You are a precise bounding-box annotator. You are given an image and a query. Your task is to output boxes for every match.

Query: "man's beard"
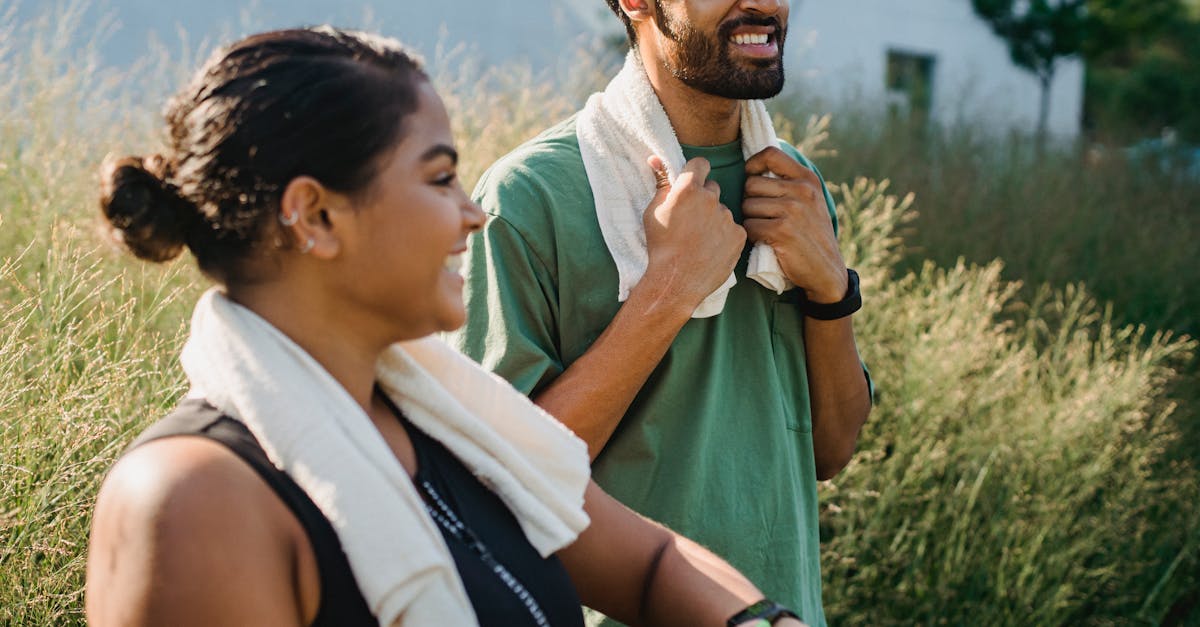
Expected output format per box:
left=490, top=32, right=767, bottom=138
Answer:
left=654, top=5, right=786, bottom=100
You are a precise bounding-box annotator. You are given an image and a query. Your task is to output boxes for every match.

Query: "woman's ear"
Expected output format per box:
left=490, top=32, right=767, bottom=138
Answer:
left=279, top=176, right=343, bottom=260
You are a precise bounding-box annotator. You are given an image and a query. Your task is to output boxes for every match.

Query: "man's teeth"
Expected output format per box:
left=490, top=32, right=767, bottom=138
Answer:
left=731, top=33, right=770, bottom=45
left=444, top=254, right=463, bottom=274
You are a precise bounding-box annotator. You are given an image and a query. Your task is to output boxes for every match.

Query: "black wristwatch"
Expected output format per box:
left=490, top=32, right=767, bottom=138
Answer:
left=726, top=599, right=800, bottom=626
left=797, top=268, right=861, bottom=320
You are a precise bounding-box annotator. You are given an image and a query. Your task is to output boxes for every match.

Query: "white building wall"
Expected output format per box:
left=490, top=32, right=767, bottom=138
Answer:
left=787, top=0, right=1085, bottom=138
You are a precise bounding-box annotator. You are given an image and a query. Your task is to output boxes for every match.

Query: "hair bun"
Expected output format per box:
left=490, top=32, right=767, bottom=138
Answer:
left=98, top=155, right=201, bottom=262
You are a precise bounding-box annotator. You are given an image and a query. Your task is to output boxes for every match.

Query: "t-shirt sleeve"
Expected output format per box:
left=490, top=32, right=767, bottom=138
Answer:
left=450, top=166, right=565, bottom=397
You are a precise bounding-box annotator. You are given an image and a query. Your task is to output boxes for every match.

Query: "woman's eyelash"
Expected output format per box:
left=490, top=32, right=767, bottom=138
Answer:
left=434, top=173, right=457, bottom=186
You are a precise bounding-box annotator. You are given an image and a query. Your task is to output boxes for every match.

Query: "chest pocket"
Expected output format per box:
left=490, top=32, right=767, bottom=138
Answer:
left=770, top=298, right=814, bottom=433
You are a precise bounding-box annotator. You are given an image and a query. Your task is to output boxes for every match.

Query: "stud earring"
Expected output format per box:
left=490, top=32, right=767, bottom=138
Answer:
left=299, top=238, right=315, bottom=254
left=279, top=211, right=300, bottom=226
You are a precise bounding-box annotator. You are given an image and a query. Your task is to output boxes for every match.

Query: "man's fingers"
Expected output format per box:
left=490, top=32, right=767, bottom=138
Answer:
left=679, top=156, right=712, bottom=184
left=745, top=146, right=815, bottom=182
left=744, top=217, right=799, bottom=249
left=643, top=155, right=714, bottom=197
left=743, top=217, right=777, bottom=245
left=747, top=176, right=824, bottom=208
left=742, top=197, right=786, bottom=219
left=647, top=155, right=671, bottom=190
left=744, top=174, right=792, bottom=199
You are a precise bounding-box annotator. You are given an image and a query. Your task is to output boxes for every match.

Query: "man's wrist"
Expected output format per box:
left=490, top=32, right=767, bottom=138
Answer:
left=804, top=267, right=850, bottom=304
left=627, top=270, right=701, bottom=322
left=797, top=268, right=861, bottom=321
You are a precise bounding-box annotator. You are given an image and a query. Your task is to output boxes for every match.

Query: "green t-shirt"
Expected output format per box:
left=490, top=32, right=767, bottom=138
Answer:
left=452, top=115, right=846, bottom=627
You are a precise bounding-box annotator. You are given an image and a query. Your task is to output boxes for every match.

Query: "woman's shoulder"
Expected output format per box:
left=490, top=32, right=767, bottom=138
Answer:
left=92, top=431, right=297, bottom=575
left=101, top=430, right=279, bottom=528
left=87, top=420, right=307, bottom=625
left=103, top=400, right=286, bottom=547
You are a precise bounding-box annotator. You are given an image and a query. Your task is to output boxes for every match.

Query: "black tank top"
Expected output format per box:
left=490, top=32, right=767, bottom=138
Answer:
left=129, top=398, right=585, bottom=627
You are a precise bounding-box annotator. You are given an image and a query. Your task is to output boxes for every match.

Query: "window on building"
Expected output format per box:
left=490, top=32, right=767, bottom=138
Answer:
left=886, top=50, right=936, bottom=127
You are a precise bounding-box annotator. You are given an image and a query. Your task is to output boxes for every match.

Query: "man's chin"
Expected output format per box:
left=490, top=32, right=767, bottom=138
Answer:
left=692, top=80, right=785, bottom=101
left=746, top=56, right=782, bottom=70
left=729, top=70, right=786, bottom=100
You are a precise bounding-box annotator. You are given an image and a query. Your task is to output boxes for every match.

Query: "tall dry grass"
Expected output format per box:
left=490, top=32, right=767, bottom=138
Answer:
left=822, top=175, right=1198, bottom=624
left=0, top=3, right=201, bottom=624
left=1, top=6, right=1197, bottom=626
left=786, top=99, right=1200, bottom=624
left=804, top=103, right=1200, bottom=341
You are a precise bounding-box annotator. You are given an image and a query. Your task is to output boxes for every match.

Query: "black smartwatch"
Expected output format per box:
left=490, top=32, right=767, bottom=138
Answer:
left=797, top=268, right=861, bottom=321
left=726, top=599, right=800, bottom=626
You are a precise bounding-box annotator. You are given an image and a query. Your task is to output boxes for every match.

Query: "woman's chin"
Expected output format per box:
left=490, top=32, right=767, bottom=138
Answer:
left=437, top=306, right=468, bottom=335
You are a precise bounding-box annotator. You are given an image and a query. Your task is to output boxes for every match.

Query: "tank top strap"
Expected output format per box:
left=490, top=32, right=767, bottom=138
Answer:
left=128, top=399, right=376, bottom=627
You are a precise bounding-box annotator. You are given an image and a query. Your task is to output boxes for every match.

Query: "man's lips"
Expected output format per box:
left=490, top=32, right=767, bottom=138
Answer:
left=731, top=32, right=771, bottom=45
left=728, top=30, right=779, bottom=58
left=724, top=20, right=782, bottom=58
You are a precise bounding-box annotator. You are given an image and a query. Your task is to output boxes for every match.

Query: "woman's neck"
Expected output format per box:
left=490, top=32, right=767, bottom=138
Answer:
left=226, top=281, right=384, bottom=414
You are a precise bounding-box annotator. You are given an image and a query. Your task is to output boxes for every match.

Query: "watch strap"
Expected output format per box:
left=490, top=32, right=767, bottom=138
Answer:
left=726, top=599, right=801, bottom=626
left=798, top=268, right=861, bottom=321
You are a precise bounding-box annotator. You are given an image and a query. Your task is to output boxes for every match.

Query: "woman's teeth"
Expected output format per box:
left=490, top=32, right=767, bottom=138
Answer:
left=444, top=253, right=463, bottom=274
left=731, top=33, right=770, bottom=45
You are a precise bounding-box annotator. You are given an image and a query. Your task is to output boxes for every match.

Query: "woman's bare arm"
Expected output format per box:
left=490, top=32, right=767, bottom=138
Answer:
left=558, top=481, right=806, bottom=627
left=86, top=437, right=310, bottom=627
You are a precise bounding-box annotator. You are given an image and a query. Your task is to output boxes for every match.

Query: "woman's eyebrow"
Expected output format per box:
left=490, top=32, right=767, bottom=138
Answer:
left=420, top=144, right=458, bottom=164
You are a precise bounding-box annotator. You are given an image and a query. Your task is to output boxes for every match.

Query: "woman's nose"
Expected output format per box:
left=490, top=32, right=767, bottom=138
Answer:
left=463, top=198, right=487, bottom=233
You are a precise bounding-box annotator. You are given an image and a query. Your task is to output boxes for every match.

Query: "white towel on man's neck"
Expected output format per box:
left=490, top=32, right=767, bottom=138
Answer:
left=179, top=289, right=590, bottom=626
left=576, top=51, right=793, bottom=318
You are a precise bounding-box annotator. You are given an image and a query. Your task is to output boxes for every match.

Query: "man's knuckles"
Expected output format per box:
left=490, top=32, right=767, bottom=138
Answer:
left=672, top=173, right=718, bottom=197
left=744, top=175, right=786, bottom=197
left=747, top=146, right=797, bottom=173
left=673, top=170, right=702, bottom=190
left=747, top=148, right=821, bottom=184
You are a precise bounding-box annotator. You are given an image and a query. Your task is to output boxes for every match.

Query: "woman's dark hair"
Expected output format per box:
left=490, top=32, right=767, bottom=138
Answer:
left=99, top=27, right=428, bottom=282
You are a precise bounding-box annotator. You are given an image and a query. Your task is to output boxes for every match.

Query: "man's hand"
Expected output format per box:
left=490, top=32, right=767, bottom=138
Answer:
left=641, top=155, right=746, bottom=310
left=526, top=156, right=745, bottom=458
left=743, top=146, right=847, bottom=303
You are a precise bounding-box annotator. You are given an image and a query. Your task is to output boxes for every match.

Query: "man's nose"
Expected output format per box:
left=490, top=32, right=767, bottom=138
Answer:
left=739, top=0, right=783, bottom=15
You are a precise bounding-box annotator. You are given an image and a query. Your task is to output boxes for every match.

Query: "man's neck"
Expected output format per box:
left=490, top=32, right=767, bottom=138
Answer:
left=639, top=48, right=741, bottom=146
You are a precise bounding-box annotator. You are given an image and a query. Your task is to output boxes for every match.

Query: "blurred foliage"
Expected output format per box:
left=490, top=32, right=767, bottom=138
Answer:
left=803, top=98, right=1200, bottom=623
left=970, top=0, right=1184, bottom=141
left=804, top=99, right=1200, bottom=341
left=824, top=175, right=1198, bottom=625
left=1087, top=13, right=1200, bottom=143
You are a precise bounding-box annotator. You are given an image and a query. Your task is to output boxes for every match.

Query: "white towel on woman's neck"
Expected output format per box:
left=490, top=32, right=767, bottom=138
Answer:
left=179, top=289, right=590, bottom=627
left=576, top=51, right=793, bottom=318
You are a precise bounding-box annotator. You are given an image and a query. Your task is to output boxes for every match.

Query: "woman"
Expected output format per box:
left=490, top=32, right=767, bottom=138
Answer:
left=86, top=27, right=805, bottom=627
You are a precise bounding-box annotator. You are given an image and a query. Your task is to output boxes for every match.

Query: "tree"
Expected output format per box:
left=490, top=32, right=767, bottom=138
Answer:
left=1087, top=14, right=1200, bottom=143
left=971, top=0, right=1086, bottom=146
left=971, top=0, right=1179, bottom=145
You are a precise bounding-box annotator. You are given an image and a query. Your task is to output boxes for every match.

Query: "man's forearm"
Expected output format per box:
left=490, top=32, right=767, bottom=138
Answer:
left=804, top=316, right=872, bottom=480
left=533, top=278, right=695, bottom=459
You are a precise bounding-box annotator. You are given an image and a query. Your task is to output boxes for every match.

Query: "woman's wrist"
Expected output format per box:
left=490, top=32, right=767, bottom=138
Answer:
left=726, top=599, right=803, bottom=626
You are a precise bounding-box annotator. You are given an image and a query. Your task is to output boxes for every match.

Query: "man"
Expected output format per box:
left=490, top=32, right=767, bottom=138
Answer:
left=453, top=1, right=872, bottom=625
